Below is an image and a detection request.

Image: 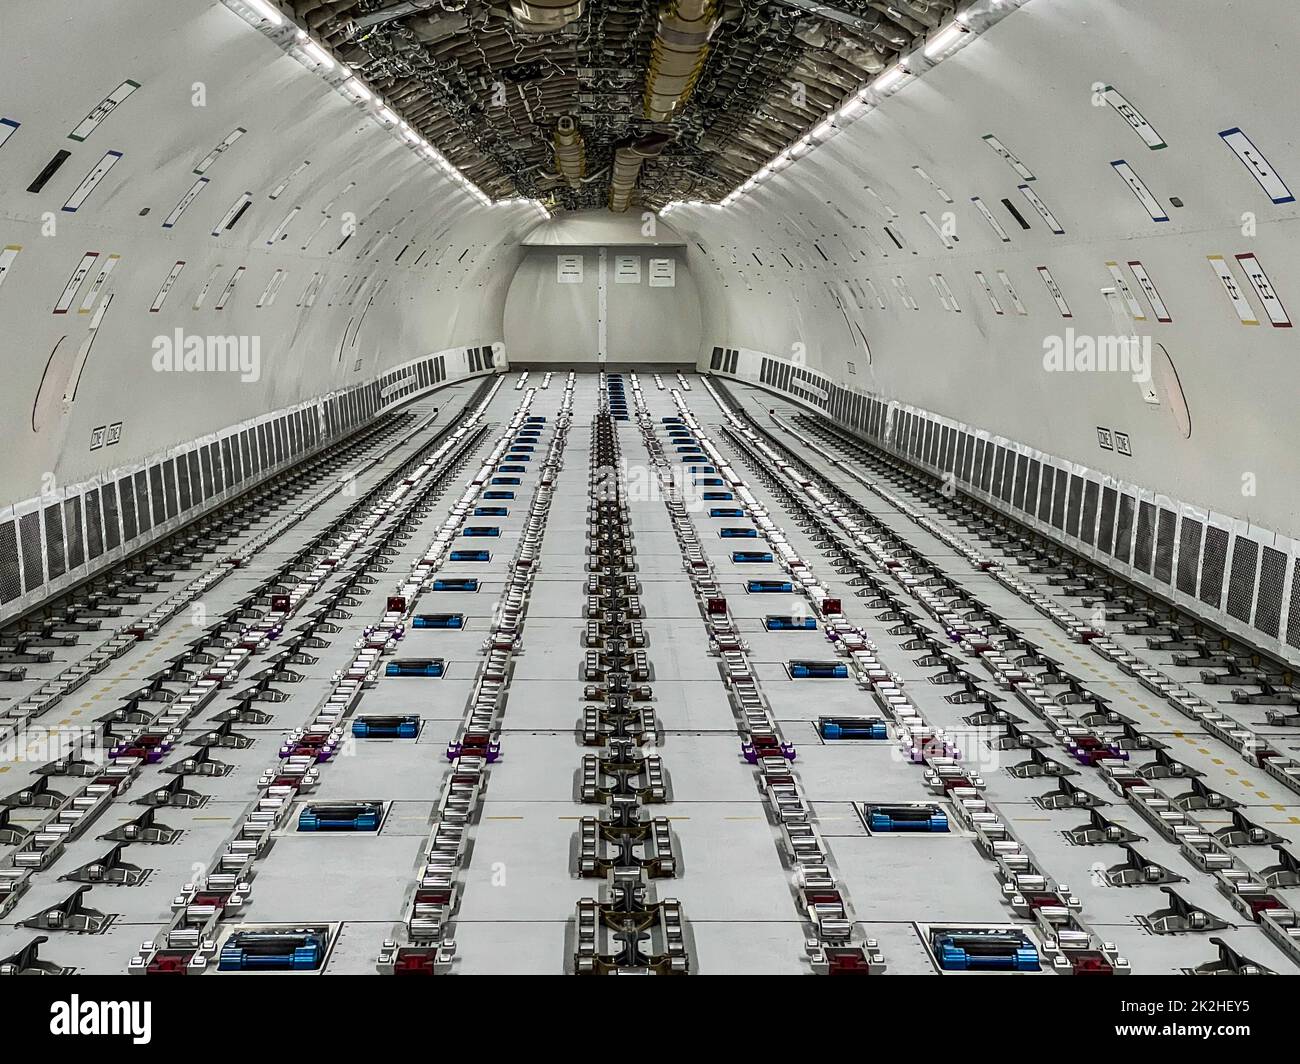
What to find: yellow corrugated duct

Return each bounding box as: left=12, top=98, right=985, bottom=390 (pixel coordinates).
left=608, top=134, right=669, bottom=212
left=509, top=0, right=584, bottom=33
left=643, top=0, right=719, bottom=123
left=553, top=117, right=586, bottom=189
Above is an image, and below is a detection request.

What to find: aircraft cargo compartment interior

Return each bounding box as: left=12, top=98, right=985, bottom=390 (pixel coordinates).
left=1, top=0, right=1299, bottom=999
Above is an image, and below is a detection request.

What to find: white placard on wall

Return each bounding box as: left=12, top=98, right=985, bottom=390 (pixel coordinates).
left=648, top=258, right=675, bottom=288
left=615, top=255, right=641, bottom=284
left=557, top=254, right=583, bottom=284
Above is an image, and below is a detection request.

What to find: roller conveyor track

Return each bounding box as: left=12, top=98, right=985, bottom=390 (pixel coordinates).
left=704, top=376, right=1300, bottom=974
left=5, top=370, right=1296, bottom=976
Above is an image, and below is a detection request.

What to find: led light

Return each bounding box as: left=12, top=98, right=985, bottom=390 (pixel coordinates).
left=241, top=0, right=284, bottom=25
left=924, top=19, right=970, bottom=59
left=376, top=106, right=398, bottom=125
left=300, top=40, right=335, bottom=70
left=873, top=64, right=912, bottom=94
left=341, top=77, right=372, bottom=102
left=837, top=95, right=869, bottom=120
left=794, top=137, right=813, bottom=156
left=813, top=118, right=836, bottom=140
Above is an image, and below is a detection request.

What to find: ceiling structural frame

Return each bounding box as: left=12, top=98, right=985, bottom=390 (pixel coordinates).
left=662, top=0, right=1027, bottom=212
left=224, top=0, right=552, bottom=215
left=283, top=0, right=968, bottom=214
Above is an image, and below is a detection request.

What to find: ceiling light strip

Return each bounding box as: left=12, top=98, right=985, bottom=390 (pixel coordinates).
left=665, top=0, right=1029, bottom=213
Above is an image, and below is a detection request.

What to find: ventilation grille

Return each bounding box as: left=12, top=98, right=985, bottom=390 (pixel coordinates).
left=1065, top=475, right=1083, bottom=537
left=86, top=489, right=104, bottom=560
left=64, top=498, right=84, bottom=571
left=43, top=504, right=66, bottom=580
left=100, top=483, right=119, bottom=551
left=146, top=466, right=163, bottom=526
left=1037, top=463, right=1053, bottom=522
left=20, top=511, right=42, bottom=592
left=1226, top=537, right=1259, bottom=622
left=1154, top=508, right=1176, bottom=584
left=1097, top=487, right=1116, bottom=555
left=1013, top=455, right=1028, bottom=511
left=1288, top=559, right=1300, bottom=650
left=163, top=459, right=178, bottom=519
left=999, top=449, right=1015, bottom=503
left=0, top=522, right=21, bottom=603
left=187, top=452, right=202, bottom=504
left=1114, top=495, right=1135, bottom=563
left=177, top=455, right=192, bottom=511
left=1255, top=545, right=1286, bottom=638
left=1051, top=468, right=1068, bottom=529
left=116, top=477, right=135, bottom=540
left=1176, top=518, right=1202, bottom=596
left=1134, top=501, right=1155, bottom=573
left=1080, top=481, right=1099, bottom=546
left=1200, top=526, right=1228, bottom=608
left=133, top=470, right=151, bottom=534
left=1026, top=460, right=1042, bottom=517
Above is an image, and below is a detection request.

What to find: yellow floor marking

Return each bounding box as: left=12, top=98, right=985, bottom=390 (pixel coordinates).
left=190, top=816, right=231, bottom=822
left=1212, top=758, right=1224, bottom=766
left=486, top=816, right=525, bottom=820
left=1226, top=768, right=1238, bottom=776
left=1197, top=748, right=1210, bottom=755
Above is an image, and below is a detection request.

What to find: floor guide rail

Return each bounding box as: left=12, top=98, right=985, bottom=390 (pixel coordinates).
left=571, top=375, right=689, bottom=974
left=6, top=371, right=1296, bottom=978
left=379, top=374, right=576, bottom=975
left=633, top=374, right=882, bottom=975
left=0, top=404, right=453, bottom=748
left=0, top=389, right=492, bottom=962
left=708, top=378, right=1300, bottom=974
left=119, top=382, right=505, bottom=973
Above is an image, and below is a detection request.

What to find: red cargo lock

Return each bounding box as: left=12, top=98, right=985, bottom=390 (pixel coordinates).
left=707, top=597, right=727, bottom=616
left=387, top=595, right=407, bottom=613
left=393, top=949, right=437, bottom=975
left=822, top=597, right=842, bottom=616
